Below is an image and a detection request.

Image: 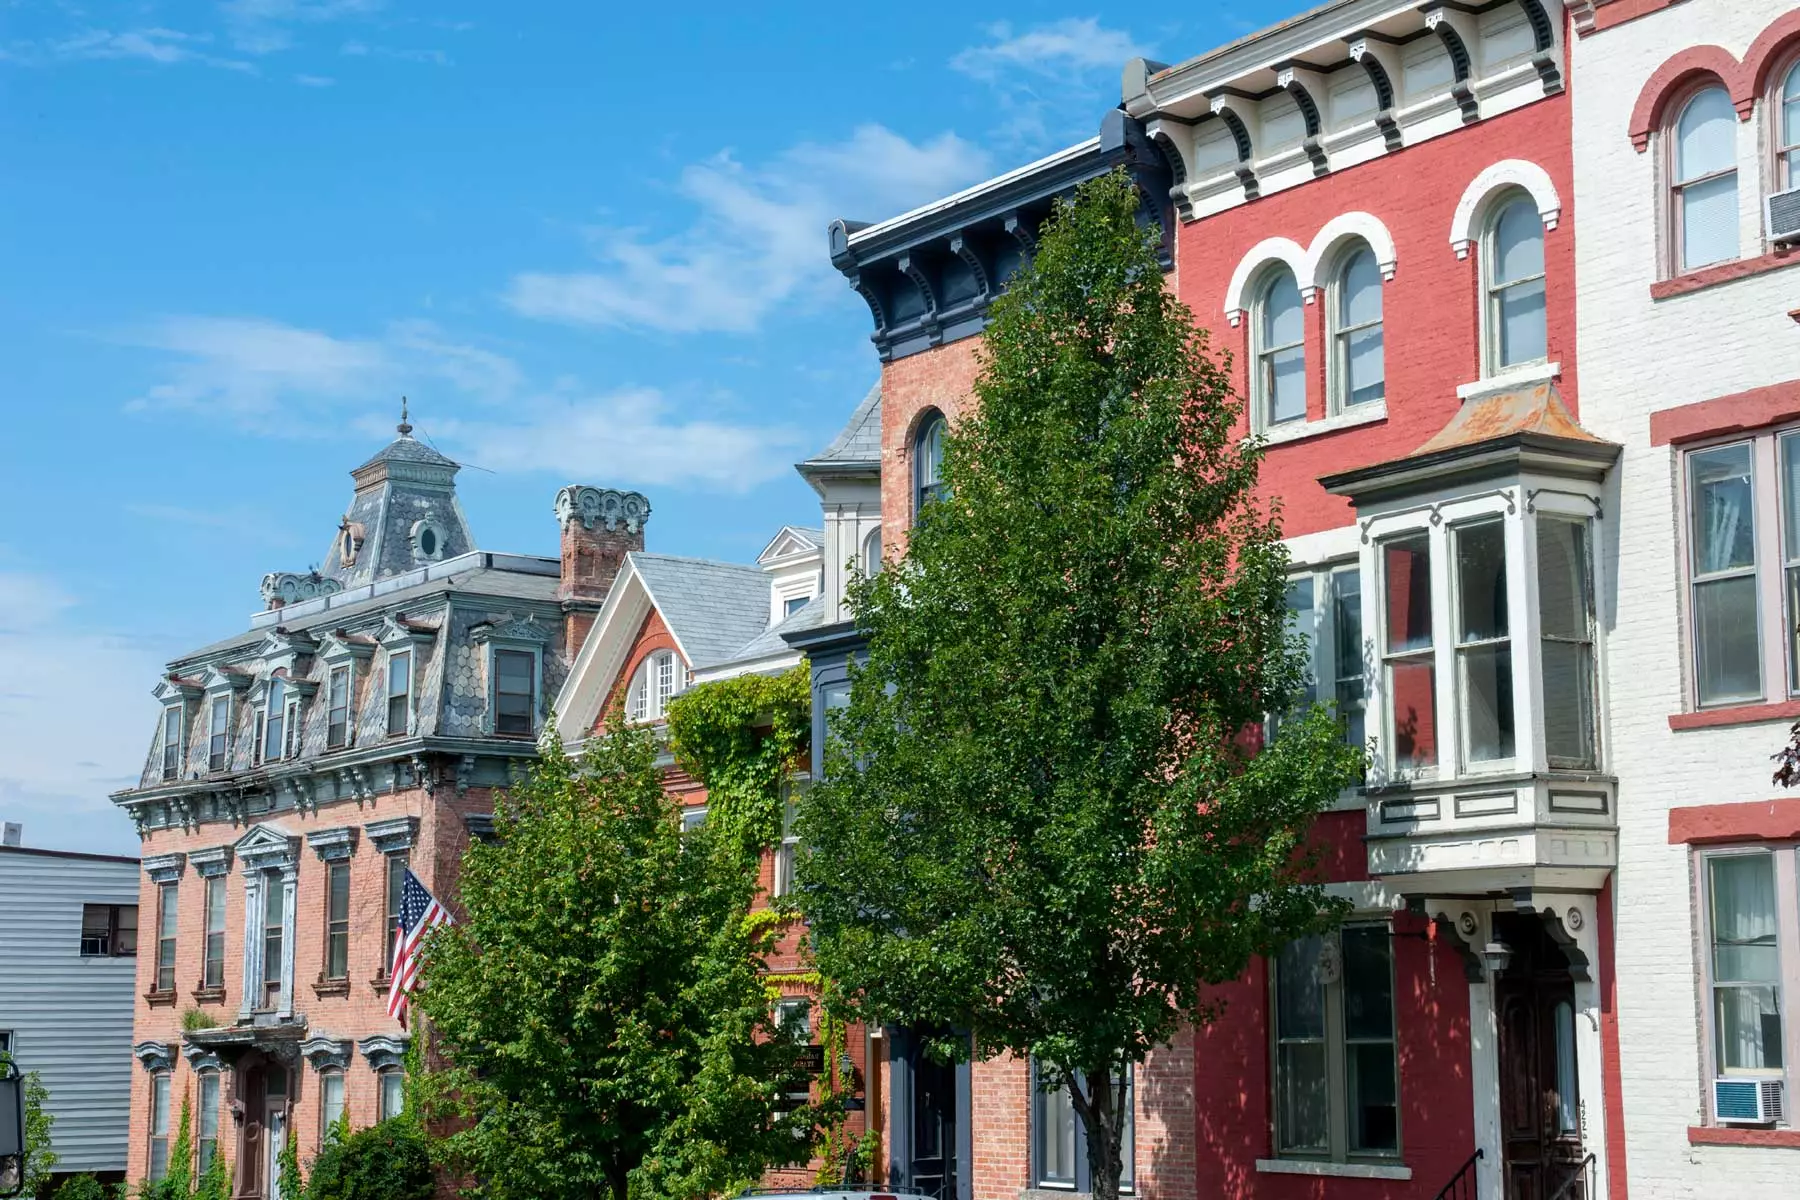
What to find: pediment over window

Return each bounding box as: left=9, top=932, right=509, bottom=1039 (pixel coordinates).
left=152, top=675, right=204, bottom=704
left=133, top=1040, right=174, bottom=1073
left=379, top=613, right=439, bottom=647
left=318, top=629, right=379, bottom=664
left=470, top=612, right=551, bottom=645
left=201, top=664, right=254, bottom=694
left=235, top=823, right=300, bottom=871
left=189, top=845, right=234, bottom=878
left=301, top=1035, right=353, bottom=1072
left=257, top=628, right=320, bottom=661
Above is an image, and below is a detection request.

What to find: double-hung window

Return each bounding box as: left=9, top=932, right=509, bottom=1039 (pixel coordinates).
left=914, top=412, right=947, bottom=516
left=326, top=664, right=351, bottom=750
left=1380, top=534, right=1438, bottom=774
left=321, top=1070, right=347, bottom=1139
left=148, top=1071, right=172, bottom=1181
left=1330, top=246, right=1384, bottom=411
left=383, top=852, right=408, bottom=978
left=1272, top=925, right=1399, bottom=1161
left=208, top=695, right=230, bottom=772
left=1031, top=1062, right=1135, bottom=1192
left=1778, top=61, right=1800, bottom=192
left=1279, top=564, right=1366, bottom=751
left=261, top=871, right=284, bottom=1009
left=154, top=882, right=178, bottom=993
left=494, top=649, right=535, bottom=736
left=198, top=1070, right=221, bottom=1174
left=262, top=679, right=287, bottom=764
left=378, top=1069, right=405, bottom=1121
left=202, top=875, right=226, bottom=990
left=1670, top=86, right=1739, bottom=273
left=1255, top=268, right=1307, bottom=429
left=80, top=903, right=137, bottom=957
left=161, top=706, right=183, bottom=782
left=772, top=784, right=801, bottom=898
left=1483, top=194, right=1547, bottom=372
left=1455, top=521, right=1514, bottom=767
left=324, top=860, right=351, bottom=981
left=1540, top=519, right=1599, bottom=768
left=386, top=651, right=412, bottom=737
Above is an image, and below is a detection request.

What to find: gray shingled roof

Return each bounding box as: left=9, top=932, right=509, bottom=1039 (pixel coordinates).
left=354, top=430, right=459, bottom=473
left=718, top=594, right=822, bottom=667
left=630, top=552, right=775, bottom=670
left=800, top=383, right=881, bottom=469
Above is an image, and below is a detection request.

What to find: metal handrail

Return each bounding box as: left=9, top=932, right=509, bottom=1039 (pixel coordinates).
left=1546, top=1153, right=1598, bottom=1200
left=1430, top=1147, right=1483, bottom=1200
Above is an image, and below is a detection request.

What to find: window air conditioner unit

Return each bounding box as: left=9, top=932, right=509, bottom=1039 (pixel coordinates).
left=1769, top=186, right=1800, bottom=248
left=1713, top=1077, right=1784, bottom=1125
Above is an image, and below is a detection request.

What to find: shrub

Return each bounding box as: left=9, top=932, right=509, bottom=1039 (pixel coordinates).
left=303, top=1119, right=433, bottom=1200
left=179, top=1009, right=217, bottom=1033
left=52, top=1176, right=107, bottom=1200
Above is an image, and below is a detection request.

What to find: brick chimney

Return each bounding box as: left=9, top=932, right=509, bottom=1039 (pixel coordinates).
left=554, top=485, right=650, bottom=659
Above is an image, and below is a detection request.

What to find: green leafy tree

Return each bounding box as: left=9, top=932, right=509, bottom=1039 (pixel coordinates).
left=302, top=1120, right=432, bottom=1200
left=275, top=1127, right=301, bottom=1200
left=796, top=169, right=1365, bottom=1200
left=414, top=714, right=819, bottom=1200
left=52, top=1175, right=106, bottom=1200
left=0, top=1055, right=56, bottom=1197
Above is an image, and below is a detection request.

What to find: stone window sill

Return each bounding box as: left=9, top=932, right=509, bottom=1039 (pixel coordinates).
left=370, top=974, right=393, bottom=996
left=1456, top=360, right=1560, bottom=402
left=1669, top=699, right=1800, bottom=731
left=1255, top=404, right=1388, bottom=448
left=143, top=988, right=177, bottom=1008
left=313, top=978, right=351, bottom=999
left=1651, top=249, right=1800, bottom=300
left=1688, top=1125, right=1800, bottom=1148
left=1255, top=1158, right=1412, bottom=1180
left=190, top=986, right=226, bottom=1005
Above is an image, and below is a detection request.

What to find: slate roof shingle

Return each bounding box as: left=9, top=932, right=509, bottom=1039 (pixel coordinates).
left=629, top=553, right=775, bottom=670
left=718, top=594, right=822, bottom=666
left=800, top=383, right=881, bottom=470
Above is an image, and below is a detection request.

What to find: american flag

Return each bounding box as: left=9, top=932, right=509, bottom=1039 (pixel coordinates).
left=387, top=868, right=452, bottom=1021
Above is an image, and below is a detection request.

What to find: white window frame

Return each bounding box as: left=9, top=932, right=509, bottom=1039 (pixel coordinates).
left=772, top=780, right=803, bottom=898
left=1269, top=922, right=1402, bottom=1163
left=1694, top=844, right=1800, bottom=1120
left=1029, top=1060, right=1135, bottom=1193
left=320, top=1069, right=347, bottom=1140
left=378, top=1067, right=405, bottom=1122
left=1480, top=190, right=1548, bottom=376
left=261, top=677, right=288, bottom=764
left=1775, top=57, right=1800, bottom=195
left=325, top=663, right=352, bottom=750
left=207, top=693, right=231, bottom=772
left=914, top=411, right=947, bottom=518
left=1280, top=561, right=1367, bottom=763
left=1253, top=266, right=1307, bottom=432
left=385, top=650, right=413, bottom=738
left=626, top=650, right=684, bottom=723
left=161, top=705, right=184, bottom=782
left=148, top=1069, right=172, bottom=1181
left=1677, top=430, right=1800, bottom=710
left=1327, top=244, right=1384, bottom=416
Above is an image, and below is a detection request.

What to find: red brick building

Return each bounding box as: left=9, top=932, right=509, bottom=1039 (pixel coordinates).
left=821, top=2, right=1611, bottom=1198
left=110, top=420, right=645, bottom=1198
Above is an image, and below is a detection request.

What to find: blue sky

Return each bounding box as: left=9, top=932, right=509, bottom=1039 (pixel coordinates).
left=0, top=0, right=1295, bottom=854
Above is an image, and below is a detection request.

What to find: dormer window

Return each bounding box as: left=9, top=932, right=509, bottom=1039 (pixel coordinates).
left=626, top=650, right=681, bottom=722
left=208, top=695, right=230, bottom=773
left=326, top=664, right=351, bottom=750
left=410, top=520, right=444, bottom=563
left=784, top=596, right=808, bottom=618
left=262, top=679, right=287, bottom=765
left=861, top=526, right=884, bottom=576
left=160, top=706, right=183, bottom=782
left=386, top=651, right=412, bottom=737
left=494, top=649, right=535, bottom=737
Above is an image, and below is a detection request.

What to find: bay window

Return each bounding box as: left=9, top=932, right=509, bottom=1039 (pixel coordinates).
left=1455, top=520, right=1514, bottom=767
left=1272, top=925, right=1398, bottom=1161
left=1539, top=518, right=1598, bottom=768
left=1381, top=534, right=1437, bottom=775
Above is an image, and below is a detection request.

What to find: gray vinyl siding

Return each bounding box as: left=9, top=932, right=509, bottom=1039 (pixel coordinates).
left=0, top=848, right=139, bottom=1174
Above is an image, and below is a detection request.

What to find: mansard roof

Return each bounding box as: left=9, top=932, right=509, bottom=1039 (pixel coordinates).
left=798, top=383, right=883, bottom=473
left=353, top=429, right=459, bottom=474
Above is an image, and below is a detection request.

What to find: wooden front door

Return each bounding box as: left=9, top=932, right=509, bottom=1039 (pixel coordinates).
left=893, top=1029, right=960, bottom=1200
left=234, top=1059, right=290, bottom=1200
left=1494, top=914, right=1587, bottom=1200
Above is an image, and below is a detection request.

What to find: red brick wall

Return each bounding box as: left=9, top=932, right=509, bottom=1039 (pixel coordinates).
left=1178, top=96, right=1577, bottom=541
left=595, top=609, right=682, bottom=732
left=123, top=780, right=503, bottom=1187
left=878, top=338, right=985, bottom=559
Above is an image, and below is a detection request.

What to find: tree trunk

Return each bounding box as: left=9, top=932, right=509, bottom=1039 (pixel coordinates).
left=1073, top=1069, right=1127, bottom=1200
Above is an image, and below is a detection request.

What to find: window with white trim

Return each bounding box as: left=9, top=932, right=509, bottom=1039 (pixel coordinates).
left=326, top=664, right=351, bottom=750
left=1482, top=192, right=1547, bottom=372
left=1380, top=532, right=1439, bottom=775
left=208, top=694, right=231, bottom=772
left=148, top=1070, right=172, bottom=1181
left=1272, top=925, right=1399, bottom=1161
left=320, top=1070, right=346, bottom=1141
left=160, top=706, right=183, bottom=781
left=1278, top=564, right=1366, bottom=751
left=1670, top=85, right=1739, bottom=272
left=1693, top=843, right=1800, bottom=1118
left=915, top=412, right=947, bottom=517
left=861, top=526, right=884, bottom=576
left=154, top=881, right=178, bottom=993
left=379, top=1068, right=405, bottom=1122
left=202, top=875, right=226, bottom=990
left=1777, top=60, right=1800, bottom=193
left=1030, top=1061, right=1134, bottom=1192
left=626, top=650, right=683, bottom=722
left=1329, top=246, right=1384, bottom=412
left=1254, top=267, right=1306, bottom=429
left=1677, top=431, right=1800, bottom=709
left=772, top=783, right=801, bottom=898
left=386, top=651, right=412, bottom=737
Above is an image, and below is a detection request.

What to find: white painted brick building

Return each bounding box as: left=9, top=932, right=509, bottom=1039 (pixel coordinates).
left=1567, top=0, right=1800, bottom=1193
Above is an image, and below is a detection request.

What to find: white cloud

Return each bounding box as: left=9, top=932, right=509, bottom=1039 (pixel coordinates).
left=18, top=27, right=256, bottom=72
left=219, top=0, right=383, bottom=54
left=0, top=568, right=168, bottom=856
left=950, top=18, right=1149, bottom=149
left=120, top=315, right=803, bottom=491
left=504, top=124, right=991, bottom=336
left=295, top=72, right=335, bottom=86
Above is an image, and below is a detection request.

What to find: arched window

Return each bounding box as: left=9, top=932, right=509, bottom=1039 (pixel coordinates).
left=861, top=525, right=883, bottom=576
left=1329, top=246, right=1384, bottom=411
left=1671, top=86, right=1739, bottom=272
left=626, top=650, right=682, bottom=722
left=1777, top=60, right=1800, bottom=190
left=1254, top=268, right=1306, bottom=428
left=1483, top=194, right=1547, bottom=372
left=914, top=412, right=946, bottom=516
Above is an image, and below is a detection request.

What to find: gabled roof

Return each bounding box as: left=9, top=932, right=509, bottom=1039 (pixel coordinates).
left=714, top=594, right=823, bottom=670
left=798, top=383, right=882, bottom=472
left=630, top=553, right=773, bottom=671
left=758, top=525, right=824, bottom=565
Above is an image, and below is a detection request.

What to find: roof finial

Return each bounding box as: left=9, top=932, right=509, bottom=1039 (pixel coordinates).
left=397, top=396, right=413, bottom=437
